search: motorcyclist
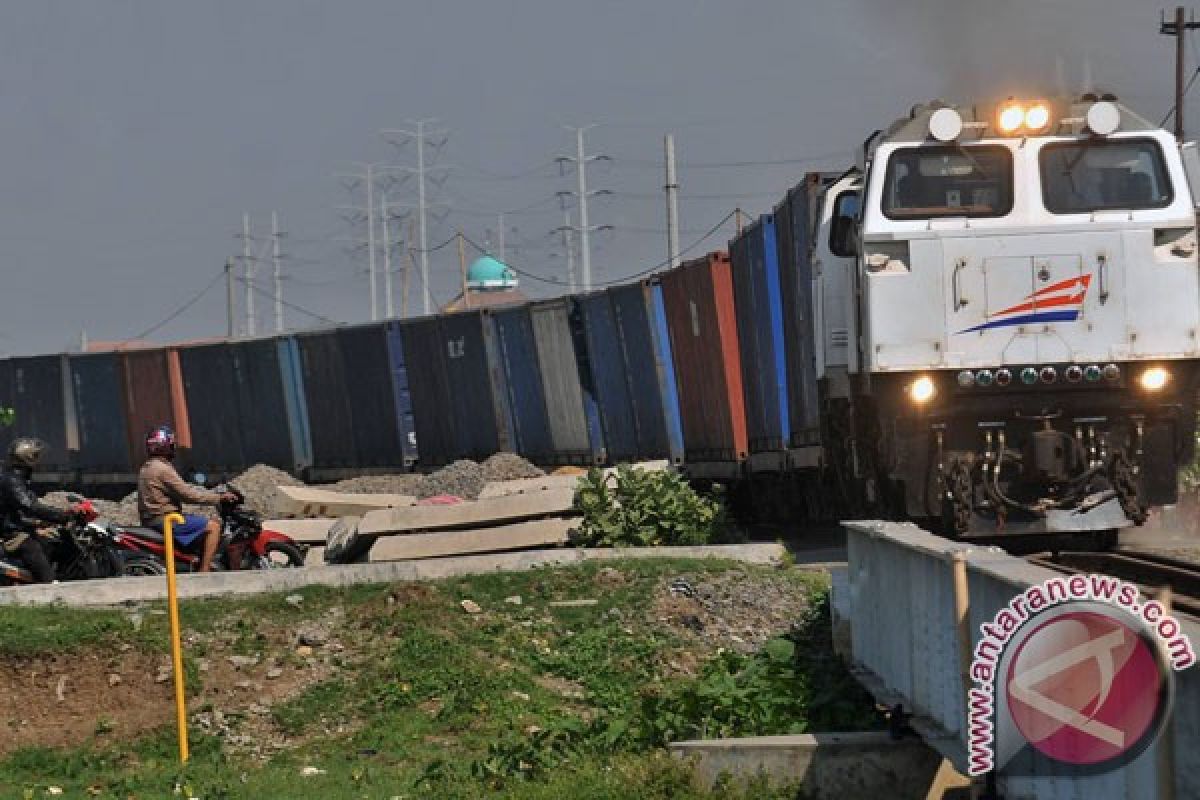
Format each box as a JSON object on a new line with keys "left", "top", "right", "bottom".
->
{"left": 0, "top": 438, "right": 81, "bottom": 583}
{"left": 137, "top": 425, "right": 235, "bottom": 573}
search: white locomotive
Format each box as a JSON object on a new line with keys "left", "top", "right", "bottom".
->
{"left": 813, "top": 94, "right": 1200, "bottom": 536}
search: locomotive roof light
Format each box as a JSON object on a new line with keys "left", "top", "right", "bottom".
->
{"left": 1085, "top": 101, "right": 1121, "bottom": 136}
{"left": 909, "top": 375, "right": 936, "bottom": 404}
{"left": 929, "top": 108, "right": 964, "bottom": 142}
{"left": 957, "top": 370, "right": 975, "bottom": 388}
{"left": 1139, "top": 366, "right": 1169, "bottom": 391}
{"left": 995, "top": 368, "right": 1013, "bottom": 386}
{"left": 1102, "top": 363, "right": 1121, "bottom": 382}
{"left": 1024, "top": 103, "right": 1051, "bottom": 132}
{"left": 1064, "top": 365, "right": 1084, "bottom": 383}
{"left": 997, "top": 101, "right": 1025, "bottom": 135}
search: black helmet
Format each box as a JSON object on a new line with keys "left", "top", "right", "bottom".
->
{"left": 7, "top": 438, "right": 45, "bottom": 470}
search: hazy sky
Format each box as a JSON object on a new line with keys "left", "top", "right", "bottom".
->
{"left": 0, "top": 0, "right": 1173, "bottom": 354}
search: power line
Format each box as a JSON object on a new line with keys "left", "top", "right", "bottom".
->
{"left": 460, "top": 207, "right": 738, "bottom": 289}
{"left": 608, "top": 150, "right": 850, "bottom": 170}
{"left": 123, "top": 268, "right": 227, "bottom": 344}
{"left": 238, "top": 278, "right": 341, "bottom": 326}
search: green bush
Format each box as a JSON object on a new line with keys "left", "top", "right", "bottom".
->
{"left": 573, "top": 466, "right": 726, "bottom": 547}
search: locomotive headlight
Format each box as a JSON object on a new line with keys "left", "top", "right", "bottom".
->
{"left": 908, "top": 375, "right": 936, "bottom": 404}
{"left": 997, "top": 102, "right": 1025, "bottom": 134}
{"left": 1139, "top": 366, "right": 1169, "bottom": 391}
{"left": 1024, "top": 103, "right": 1051, "bottom": 131}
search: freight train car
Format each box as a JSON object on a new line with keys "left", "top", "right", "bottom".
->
{"left": 2, "top": 92, "right": 1194, "bottom": 546}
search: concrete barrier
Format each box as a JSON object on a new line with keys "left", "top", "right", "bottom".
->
{"left": 0, "top": 543, "right": 787, "bottom": 607}
{"left": 670, "top": 732, "right": 946, "bottom": 797}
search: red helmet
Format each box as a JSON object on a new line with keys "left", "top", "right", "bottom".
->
{"left": 145, "top": 425, "right": 176, "bottom": 458}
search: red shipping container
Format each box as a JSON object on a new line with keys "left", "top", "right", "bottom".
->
{"left": 659, "top": 251, "right": 748, "bottom": 463}
{"left": 119, "top": 348, "right": 192, "bottom": 467}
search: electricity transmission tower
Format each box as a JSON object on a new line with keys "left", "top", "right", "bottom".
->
{"left": 234, "top": 213, "right": 286, "bottom": 336}
{"left": 335, "top": 162, "right": 413, "bottom": 320}
{"left": 556, "top": 126, "right": 611, "bottom": 291}
{"left": 381, "top": 120, "right": 453, "bottom": 315}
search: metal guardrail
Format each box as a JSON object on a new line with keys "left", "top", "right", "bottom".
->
{"left": 834, "top": 520, "right": 1200, "bottom": 800}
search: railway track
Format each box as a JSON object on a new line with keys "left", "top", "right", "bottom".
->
{"left": 1026, "top": 550, "right": 1200, "bottom": 618}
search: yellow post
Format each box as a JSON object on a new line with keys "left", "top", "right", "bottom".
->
{"left": 162, "top": 512, "right": 189, "bottom": 763}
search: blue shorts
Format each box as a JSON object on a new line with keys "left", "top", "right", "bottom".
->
{"left": 152, "top": 514, "right": 210, "bottom": 547}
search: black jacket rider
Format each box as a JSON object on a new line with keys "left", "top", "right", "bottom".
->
{"left": 0, "top": 469, "right": 70, "bottom": 537}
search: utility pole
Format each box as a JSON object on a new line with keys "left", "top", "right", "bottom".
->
{"left": 664, "top": 134, "right": 681, "bottom": 269}
{"left": 559, "top": 209, "right": 576, "bottom": 292}
{"left": 1162, "top": 7, "right": 1200, "bottom": 139}
{"left": 403, "top": 218, "right": 415, "bottom": 318}
{"left": 735, "top": 207, "right": 745, "bottom": 235}
{"left": 557, "top": 126, "right": 610, "bottom": 291}
{"left": 382, "top": 120, "right": 451, "bottom": 316}
{"left": 225, "top": 258, "right": 236, "bottom": 339}
{"left": 271, "top": 212, "right": 284, "bottom": 333}
{"left": 241, "top": 213, "right": 255, "bottom": 337}
{"left": 458, "top": 232, "right": 470, "bottom": 309}
{"left": 381, "top": 191, "right": 395, "bottom": 318}
{"left": 365, "top": 163, "right": 378, "bottom": 321}
{"left": 497, "top": 212, "right": 506, "bottom": 262}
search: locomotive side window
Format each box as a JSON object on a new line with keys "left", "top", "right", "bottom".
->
{"left": 829, "top": 191, "right": 860, "bottom": 257}
{"left": 882, "top": 145, "right": 1012, "bottom": 219}
{"left": 1039, "top": 138, "right": 1172, "bottom": 214}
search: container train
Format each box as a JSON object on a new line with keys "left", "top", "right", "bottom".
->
{"left": 3, "top": 93, "right": 1197, "bottom": 538}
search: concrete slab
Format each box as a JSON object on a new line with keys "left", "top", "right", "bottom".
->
{"left": 274, "top": 486, "right": 416, "bottom": 518}
{"left": 263, "top": 518, "right": 337, "bottom": 544}
{"left": 0, "top": 543, "right": 786, "bottom": 607}
{"left": 670, "top": 732, "right": 943, "bottom": 797}
{"left": 358, "top": 488, "right": 577, "bottom": 536}
{"left": 367, "top": 518, "right": 574, "bottom": 561}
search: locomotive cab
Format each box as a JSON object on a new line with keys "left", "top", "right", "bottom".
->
{"left": 854, "top": 96, "right": 1200, "bottom": 535}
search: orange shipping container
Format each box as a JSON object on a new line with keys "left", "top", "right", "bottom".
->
{"left": 119, "top": 348, "right": 191, "bottom": 467}
{"left": 658, "top": 252, "right": 748, "bottom": 463}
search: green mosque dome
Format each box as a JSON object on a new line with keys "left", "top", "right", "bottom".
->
{"left": 467, "top": 256, "right": 517, "bottom": 289}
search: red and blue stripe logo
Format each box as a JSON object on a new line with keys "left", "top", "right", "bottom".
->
{"left": 958, "top": 274, "right": 1092, "bottom": 334}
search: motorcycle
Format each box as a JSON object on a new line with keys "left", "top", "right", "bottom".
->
{"left": 0, "top": 498, "right": 165, "bottom": 586}
{"left": 111, "top": 484, "right": 306, "bottom": 572}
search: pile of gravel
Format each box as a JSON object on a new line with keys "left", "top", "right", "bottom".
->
{"left": 229, "top": 464, "right": 304, "bottom": 517}
{"left": 480, "top": 452, "right": 543, "bottom": 482}
{"left": 325, "top": 474, "right": 426, "bottom": 496}
{"left": 417, "top": 459, "right": 485, "bottom": 500}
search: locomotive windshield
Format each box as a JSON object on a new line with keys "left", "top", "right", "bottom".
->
{"left": 1039, "top": 138, "right": 1172, "bottom": 213}
{"left": 882, "top": 145, "right": 1012, "bottom": 219}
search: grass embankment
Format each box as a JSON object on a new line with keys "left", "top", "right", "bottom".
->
{"left": 0, "top": 559, "right": 878, "bottom": 799}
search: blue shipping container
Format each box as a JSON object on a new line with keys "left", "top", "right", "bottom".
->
{"left": 774, "top": 176, "right": 825, "bottom": 445}
{"left": 529, "top": 298, "right": 604, "bottom": 464}
{"left": 609, "top": 282, "right": 682, "bottom": 463}
{"left": 277, "top": 336, "right": 313, "bottom": 472}
{"left": 401, "top": 311, "right": 513, "bottom": 465}
{"left": 491, "top": 306, "right": 554, "bottom": 461}
{"left": 649, "top": 282, "right": 685, "bottom": 464}
{"left": 384, "top": 322, "right": 419, "bottom": 465}
{"left": 730, "top": 215, "right": 790, "bottom": 454}
{"left": 577, "top": 291, "right": 639, "bottom": 462}
{"left": 68, "top": 353, "right": 133, "bottom": 472}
